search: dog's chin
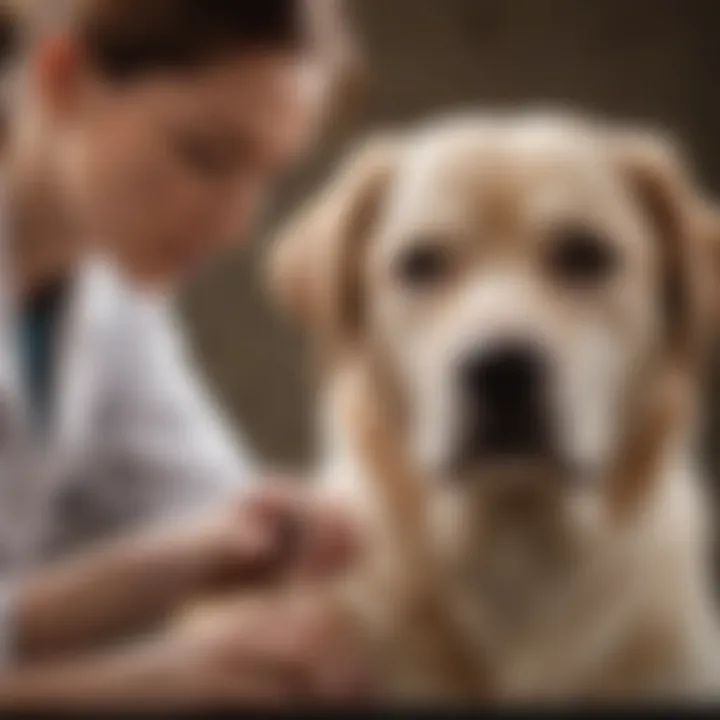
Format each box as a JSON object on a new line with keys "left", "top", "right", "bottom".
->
{"left": 434, "top": 450, "right": 600, "bottom": 535}
{"left": 446, "top": 451, "right": 580, "bottom": 493}
{"left": 429, "top": 454, "right": 603, "bottom": 597}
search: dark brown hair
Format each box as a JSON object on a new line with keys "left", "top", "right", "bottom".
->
{"left": 80, "top": 0, "right": 310, "bottom": 81}
{"left": 2, "top": 0, "right": 358, "bottom": 81}
{"left": 0, "top": 0, "right": 364, "bottom": 138}
{"left": 0, "top": 3, "right": 20, "bottom": 72}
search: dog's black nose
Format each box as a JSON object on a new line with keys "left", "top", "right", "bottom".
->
{"left": 460, "top": 341, "right": 549, "bottom": 457}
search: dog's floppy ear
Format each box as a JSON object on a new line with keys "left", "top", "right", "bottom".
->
{"left": 613, "top": 129, "right": 715, "bottom": 365}
{"left": 267, "top": 136, "right": 400, "bottom": 357}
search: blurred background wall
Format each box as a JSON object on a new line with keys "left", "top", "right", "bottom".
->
{"left": 179, "top": 0, "right": 720, "bottom": 469}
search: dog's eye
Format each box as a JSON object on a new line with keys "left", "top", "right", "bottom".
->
{"left": 395, "top": 242, "right": 452, "bottom": 288}
{"left": 547, "top": 227, "right": 618, "bottom": 286}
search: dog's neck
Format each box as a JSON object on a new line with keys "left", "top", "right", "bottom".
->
{"left": 446, "top": 452, "right": 714, "bottom": 698}
{"left": 316, "top": 360, "right": 717, "bottom": 699}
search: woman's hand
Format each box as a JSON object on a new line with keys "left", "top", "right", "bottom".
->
{"left": 0, "top": 590, "right": 371, "bottom": 709}
{"left": 13, "top": 481, "right": 359, "bottom": 662}
{"left": 174, "top": 481, "right": 359, "bottom": 589}
{"left": 144, "top": 590, "right": 369, "bottom": 707}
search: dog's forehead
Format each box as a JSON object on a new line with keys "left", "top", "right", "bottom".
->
{"left": 384, "top": 116, "right": 625, "bottom": 231}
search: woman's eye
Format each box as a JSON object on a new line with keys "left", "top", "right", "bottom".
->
{"left": 546, "top": 227, "right": 619, "bottom": 286}
{"left": 174, "top": 133, "right": 234, "bottom": 179}
{"left": 395, "top": 242, "right": 452, "bottom": 288}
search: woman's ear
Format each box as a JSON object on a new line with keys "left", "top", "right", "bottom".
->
{"left": 613, "top": 129, "right": 712, "bottom": 365}
{"left": 267, "top": 135, "right": 400, "bottom": 355}
{"left": 32, "top": 32, "right": 84, "bottom": 119}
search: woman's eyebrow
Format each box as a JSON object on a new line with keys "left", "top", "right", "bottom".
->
{"left": 193, "top": 122, "right": 261, "bottom": 166}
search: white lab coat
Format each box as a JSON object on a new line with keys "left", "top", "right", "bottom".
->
{"left": 0, "top": 239, "right": 255, "bottom": 662}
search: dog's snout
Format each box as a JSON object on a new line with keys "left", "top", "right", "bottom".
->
{"left": 459, "top": 341, "right": 550, "bottom": 457}
{"left": 463, "top": 343, "right": 545, "bottom": 412}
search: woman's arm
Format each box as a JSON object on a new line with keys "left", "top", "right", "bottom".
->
{"left": 0, "top": 589, "right": 369, "bottom": 709}
{"left": 0, "top": 645, "right": 177, "bottom": 709}
{"left": 13, "top": 503, "right": 275, "bottom": 662}
{"left": 10, "top": 486, "right": 355, "bottom": 664}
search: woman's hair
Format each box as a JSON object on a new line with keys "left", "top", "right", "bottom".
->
{"left": 78, "top": 0, "right": 319, "bottom": 80}
{"left": 0, "top": 3, "right": 20, "bottom": 72}
{"left": 0, "top": 0, "right": 364, "bottom": 140}
{"left": 1, "top": 0, "right": 360, "bottom": 81}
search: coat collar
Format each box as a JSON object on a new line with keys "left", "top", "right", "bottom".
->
{"left": 51, "top": 254, "right": 118, "bottom": 455}
{"left": 0, "top": 190, "right": 26, "bottom": 428}
{"left": 0, "top": 181, "right": 119, "bottom": 452}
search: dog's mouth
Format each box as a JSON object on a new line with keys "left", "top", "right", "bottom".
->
{"left": 453, "top": 393, "right": 558, "bottom": 457}
{"left": 448, "top": 412, "right": 582, "bottom": 490}
{"left": 447, "top": 340, "right": 580, "bottom": 485}
{"left": 462, "top": 410, "right": 553, "bottom": 460}
{"left": 452, "top": 443, "right": 570, "bottom": 484}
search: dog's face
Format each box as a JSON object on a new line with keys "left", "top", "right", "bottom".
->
{"left": 271, "top": 113, "right": 715, "bottom": 565}
{"left": 367, "top": 120, "right": 666, "bottom": 490}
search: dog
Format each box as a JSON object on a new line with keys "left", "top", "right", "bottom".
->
{"left": 266, "top": 109, "right": 720, "bottom": 704}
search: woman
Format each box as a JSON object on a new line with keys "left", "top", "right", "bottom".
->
{"left": 0, "top": 0, "right": 365, "bottom": 707}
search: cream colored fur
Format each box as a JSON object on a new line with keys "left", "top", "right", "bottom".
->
{"left": 269, "top": 111, "right": 720, "bottom": 703}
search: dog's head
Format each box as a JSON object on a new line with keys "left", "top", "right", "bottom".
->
{"left": 269, "top": 113, "right": 719, "bottom": 563}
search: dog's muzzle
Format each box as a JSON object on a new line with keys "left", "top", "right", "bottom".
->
{"left": 455, "top": 339, "right": 555, "bottom": 468}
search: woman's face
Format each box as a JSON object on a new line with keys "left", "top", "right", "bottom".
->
{"left": 48, "top": 47, "right": 327, "bottom": 287}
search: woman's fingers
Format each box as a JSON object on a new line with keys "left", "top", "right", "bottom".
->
{"left": 203, "top": 592, "right": 372, "bottom": 704}
{"left": 292, "top": 495, "right": 361, "bottom": 580}
{"left": 218, "top": 482, "right": 361, "bottom": 587}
